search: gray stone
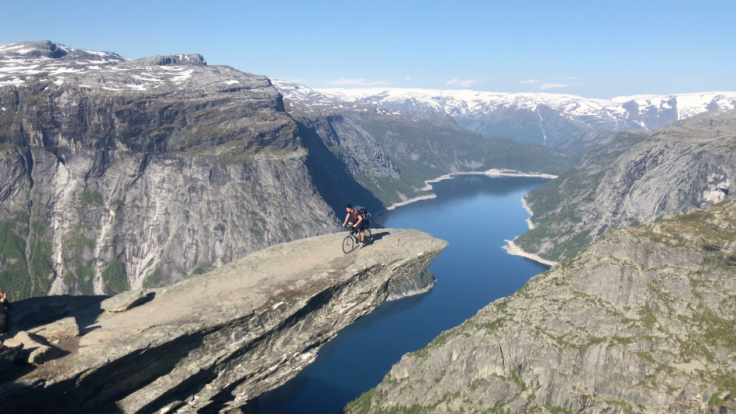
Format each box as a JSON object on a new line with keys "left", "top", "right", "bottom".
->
{"left": 0, "top": 343, "right": 21, "bottom": 371}
{"left": 28, "top": 345, "right": 58, "bottom": 365}
{"left": 28, "top": 317, "right": 79, "bottom": 341}
{"left": 2, "top": 331, "right": 60, "bottom": 365}
{"left": 2, "top": 331, "right": 41, "bottom": 351}
{"left": 101, "top": 290, "right": 148, "bottom": 313}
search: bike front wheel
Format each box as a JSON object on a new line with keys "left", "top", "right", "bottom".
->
{"left": 342, "top": 235, "right": 355, "bottom": 254}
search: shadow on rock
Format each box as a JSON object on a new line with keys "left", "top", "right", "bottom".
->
{"left": 298, "top": 120, "right": 385, "bottom": 219}
{"left": 9, "top": 295, "right": 107, "bottom": 335}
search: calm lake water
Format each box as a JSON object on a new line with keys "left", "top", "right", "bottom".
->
{"left": 257, "top": 175, "right": 550, "bottom": 414}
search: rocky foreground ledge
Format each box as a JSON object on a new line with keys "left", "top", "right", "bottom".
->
{"left": 348, "top": 202, "right": 736, "bottom": 414}
{"left": 0, "top": 228, "right": 446, "bottom": 414}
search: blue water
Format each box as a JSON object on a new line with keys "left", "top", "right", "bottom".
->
{"left": 257, "top": 175, "right": 550, "bottom": 414}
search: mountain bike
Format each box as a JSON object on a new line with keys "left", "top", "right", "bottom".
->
{"left": 342, "top": 226, "right": 373, "bottom": 254}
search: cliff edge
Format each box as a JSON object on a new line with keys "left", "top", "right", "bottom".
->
{"left": 0, "top": 228, "right": 447, "bottom": 413}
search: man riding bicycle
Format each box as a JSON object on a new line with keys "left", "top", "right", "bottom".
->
{"left": 343, "top": 204, "right": 367, "bottom": 248}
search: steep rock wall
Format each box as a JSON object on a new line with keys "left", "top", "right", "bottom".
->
{"left": 0, "top": 41, "right": 351, "bottom": 297}
{"left": 516, "top": 110, "right": 736, "bottom": 262}
{"left": 348, "top": 202, "right": 736, "bottom": 414}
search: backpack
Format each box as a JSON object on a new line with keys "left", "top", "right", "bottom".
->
{"left": 353, "top": 205, "right": 370, "bottom": 218}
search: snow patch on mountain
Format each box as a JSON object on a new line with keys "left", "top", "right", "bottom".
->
{"left": 274, "top": 80, "right": 736, "bottom": 145}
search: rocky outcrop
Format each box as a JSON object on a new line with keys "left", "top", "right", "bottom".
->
{"left": 515, "top": 109, "right": 736, "bottom": 263}
{"left": 28, "top": 316, "right": 79, "bottom": 340}
{"left": 347, "top": 201, "right": 736, "bottom": 414}
{"left": 100, "top": 289, "right": 149, "bottom": 312}
{"left": 0, "top": 228, "right": 447, "bottom": 414}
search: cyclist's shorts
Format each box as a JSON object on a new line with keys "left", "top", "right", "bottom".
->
{"left": 350, "top": 220, "right": 367, "bottom": 230}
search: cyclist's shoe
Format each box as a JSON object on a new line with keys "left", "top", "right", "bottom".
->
{"left": 358, "top": 242, "right": 365, "bottom": 249}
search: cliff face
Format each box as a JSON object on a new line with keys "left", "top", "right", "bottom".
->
{"left": 347, "top": 202, "right": 736, "bottom": 414}
{"left": 0, "top": 41, "right": 365, "bottom": 298}
{"left": 557, "top": 126, "right": 615, "bottom": 162}
{"left": 515, "top": 110, "right": 736, "bottom": 263}
{"left": 0, "top": 228, "right": 447, "bottom": 414}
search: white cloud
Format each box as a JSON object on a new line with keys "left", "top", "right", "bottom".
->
{"left": 539, "top": 83, "right": 572, "bottom": 90}
{"left": 446, "top": 78, "right": 482, "bottom": 88}
{"left": 405, "top": 75, "right": 413, "bottom": 81}
{"left": 520, "top": 79, "right": 538, "bottom": 84}
{"left": 361, "top": 80, "right": 391, "bottom": 86}
{"left": 280, "top": 77, "right": 305, "bottom": 83}
{"left": 326, "top": 78, "right": 367, "bottom": 85}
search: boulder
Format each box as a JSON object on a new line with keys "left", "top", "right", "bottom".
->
{"left": 28, "top": 317, "right": 79, "bottom": 341}
{"left": 3, "top": 331, "right": 43, "bottom": 351}
{"left": 28, "top": 345, "right": 58, "bottom": 365}
{"left": 100, "top": 290, "right": 149, "bottom": 313}
{"left": 2, "top": 331, "right": 60, "bottom": 365}
{"left": 0, "top": 343, "right": 21, "bottom": 371}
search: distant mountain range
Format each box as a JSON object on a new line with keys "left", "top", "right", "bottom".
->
{"left": 274, "top": 80, "right": 736, "bottom": 146}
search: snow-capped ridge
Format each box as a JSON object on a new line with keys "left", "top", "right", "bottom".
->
{"left": 274, "top": 80, "right": 736, "bottom": 145}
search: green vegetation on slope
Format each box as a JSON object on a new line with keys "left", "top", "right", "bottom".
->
{"left": 102, "top": 261, "right": 129, "bottom": 293}
{"left": 29, "top": 230, "right": 54, "bottom": 298}
{"left": 142, "top": 266, "right": 161, "bottom": 289}
{"left": 0, "top": 211, "right": 31, "bottom": 299}
{"left": 515, "top": 130, "right": 650, "bottom": 262}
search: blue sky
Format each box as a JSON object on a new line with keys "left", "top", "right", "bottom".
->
{"left": 2, "top": 0, "right": 734, "bottom": 98}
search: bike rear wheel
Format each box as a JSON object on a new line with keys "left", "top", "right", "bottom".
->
{"left": 363, "top": 228, "right": 373, "bottom": 243}
{"left": 342, "top": 235, "right": 355, "bottom": 254}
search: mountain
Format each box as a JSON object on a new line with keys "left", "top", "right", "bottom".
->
{"left": 277, "top": 81, "right": 576, "bottom": 206}
{"left": 514, "top": 109, "right": 736, "bottom": 263}
{"left": 0, "top": 41, "right": 383, "bottom": 299}
{"left": 346, "top": 200, "right": 736, "bottom": 414}
{"left": 557, "top": 126, "right": 615, "bottom": 162}
{"left": 277, "top": 81, "right": 736, "bottom": 147}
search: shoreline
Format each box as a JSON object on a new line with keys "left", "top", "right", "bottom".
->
{"left": 385, "top": 169, "right": 557, "bottom": 211}
{"left": 502, "top": 240, "right": 559, "bottom": 267}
